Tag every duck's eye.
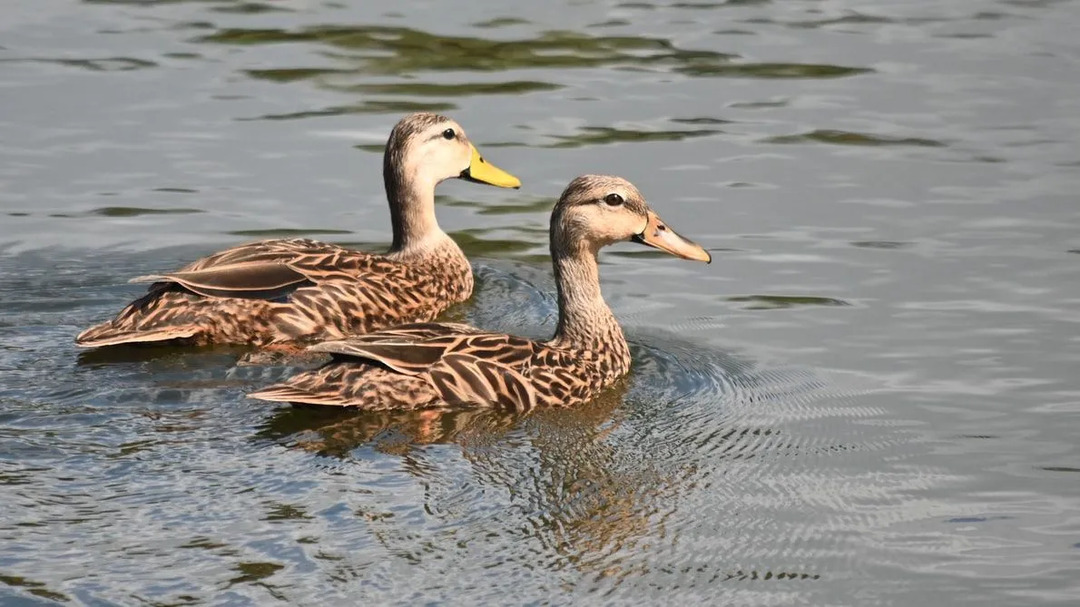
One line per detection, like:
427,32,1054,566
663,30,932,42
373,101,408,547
442,128,456,140
603,193,624,206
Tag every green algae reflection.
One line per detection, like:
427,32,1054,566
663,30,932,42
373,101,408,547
202,25,869,92
764,129,946,147
727,295,852,310
545,126,720,148
245,99,456,121
198,26,737,74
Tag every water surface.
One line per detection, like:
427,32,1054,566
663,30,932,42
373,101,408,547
2,0,1079,604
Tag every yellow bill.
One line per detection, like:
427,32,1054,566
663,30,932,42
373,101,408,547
460,144,522,189
632,211,712,263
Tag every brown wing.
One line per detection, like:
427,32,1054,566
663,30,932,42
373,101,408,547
307,323,490,374
128,238,392,302
310,326,537,369
428,354,538,412
129,261,312,300
306,325,543,410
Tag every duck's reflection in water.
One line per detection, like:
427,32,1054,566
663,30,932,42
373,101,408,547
256,377,693,578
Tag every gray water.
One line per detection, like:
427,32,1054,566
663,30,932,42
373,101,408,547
2,0,1079,604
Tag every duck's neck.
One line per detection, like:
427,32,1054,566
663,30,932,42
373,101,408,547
384,168,438,253
549,246,631,371
384,154,446,255
382,162,470,298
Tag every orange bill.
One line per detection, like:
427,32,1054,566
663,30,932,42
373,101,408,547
631,211,712,263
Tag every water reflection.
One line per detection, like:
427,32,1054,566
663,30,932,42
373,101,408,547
259,404,528,454
197,25,740,74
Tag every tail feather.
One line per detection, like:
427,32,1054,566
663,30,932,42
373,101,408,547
75,322,200,348
247,384,351,406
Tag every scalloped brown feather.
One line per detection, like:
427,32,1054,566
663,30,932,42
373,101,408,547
76,238,472,347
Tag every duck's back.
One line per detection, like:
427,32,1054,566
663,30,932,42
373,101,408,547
75,238,473,348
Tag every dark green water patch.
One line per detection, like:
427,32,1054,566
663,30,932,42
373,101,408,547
265,503,313,521
590,19,633,28
225,228,353,237
472,17,531,28
332,80,563,96
784,13,898,28
545,126,720,148
162,51,202,59
450,229,543,257
246,68,562,96
243,100,456,121
442,195,553,216
935,32,995,39
3,56,157,71
213,1,291,13
677,62,871,78
92,206,204,217
227,562,284,586
353,143,386,154
851,240,913,250
730,98,789,109
672,116,732,125
243,67,351,82
0,574,69,603
674,0,771,7
197,26,736,74
763,129,946,147
181,537,230,551
726,295,852,310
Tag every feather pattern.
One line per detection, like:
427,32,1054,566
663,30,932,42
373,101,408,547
76,238,472,346
248,175,712,411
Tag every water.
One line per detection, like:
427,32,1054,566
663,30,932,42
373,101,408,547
2,0,1079,604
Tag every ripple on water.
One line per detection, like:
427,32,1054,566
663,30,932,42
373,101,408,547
0,246,951,603
228,264,929,600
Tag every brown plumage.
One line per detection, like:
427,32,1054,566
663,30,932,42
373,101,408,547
76,113,521,348
248,175,712,411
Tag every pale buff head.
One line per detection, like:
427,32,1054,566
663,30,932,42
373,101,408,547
382,112,520,251
550,174,711,263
